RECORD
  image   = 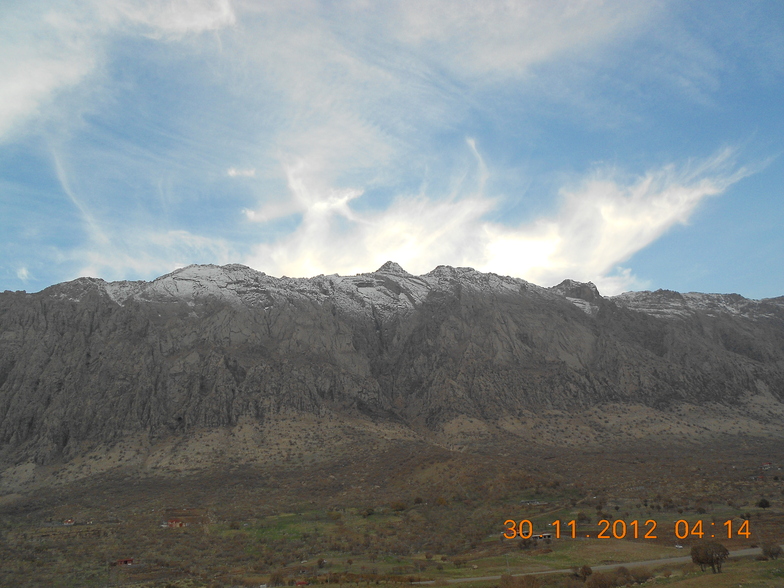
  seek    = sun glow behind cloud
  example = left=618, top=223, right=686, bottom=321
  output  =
left=244, top=147, right=749, bottom=294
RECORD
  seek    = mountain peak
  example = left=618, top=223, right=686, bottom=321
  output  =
left=550, top=279, right=602, bottom=303
left=375, top=261, right=409, bottom=276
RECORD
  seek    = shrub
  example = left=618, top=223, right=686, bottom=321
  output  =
left=390, top=502, right=407, bottom=512
left=614, top=566, right=633, bottom=584
left=631, top=567, right=651, bottom=582
left=585, top=572, right=613, bottom=588
left=573, top=565, right=592, bottom=581
left=758, top=498, right=771, bottom=509
left=762, top=543, right=782, bottom=559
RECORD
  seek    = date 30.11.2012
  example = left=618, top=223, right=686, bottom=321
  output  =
left=503, top=518, right=751, bottom=540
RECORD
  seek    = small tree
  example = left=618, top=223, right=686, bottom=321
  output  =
left=573, top=564, right=592, bottom=581
left=691, top=541, right=729, bottom=573
left=758, top=498, right=771, bottom=509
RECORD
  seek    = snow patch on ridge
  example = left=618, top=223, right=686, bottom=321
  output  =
left=90, top=263, right=540, bottom=321
left=612, top=289, right=777, bottom=320
left=46, top=263, right=783, bottom=325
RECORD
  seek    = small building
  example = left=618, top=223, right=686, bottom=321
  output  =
left=167, top=519, right=188, bottom=528
left=537, top=533, right=553, bottom=540
left=63, top=519, right=75, bottom=526
left=114, top=558, right=134, bottom=566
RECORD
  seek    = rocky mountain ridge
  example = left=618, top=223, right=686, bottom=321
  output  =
left=1, top=262, right=783, bottom=474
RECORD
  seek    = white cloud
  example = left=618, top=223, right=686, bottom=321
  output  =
left=244, top=148, right=751, bottom=295
left=16, top=267, right=31, bottom=282
left=389, top=0, right=658, bottom=79
left=227, top=167, right=256, bottom=177
left=482, top=147, right=752, bottom=292
left=0, top=0, right=236, bottom=143
left=0, top=3, right=99, bottom=141
left=225, top=1, right=658, bottom=210
left=113, top=0, right=235, bottom=38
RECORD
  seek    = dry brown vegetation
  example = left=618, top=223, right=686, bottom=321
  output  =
left=1, top=434, right=783, bottom=587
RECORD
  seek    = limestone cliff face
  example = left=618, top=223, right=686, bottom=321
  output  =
left=1, top=263, right=783, bottom=464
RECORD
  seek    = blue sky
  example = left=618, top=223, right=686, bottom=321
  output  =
left=1, top=1, right=783, bottom=298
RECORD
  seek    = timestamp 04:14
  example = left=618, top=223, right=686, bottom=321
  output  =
left=503, top=519, right=751, bottom=540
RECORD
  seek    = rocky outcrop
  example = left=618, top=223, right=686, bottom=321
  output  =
left=1, top=263, right=783, bottom=465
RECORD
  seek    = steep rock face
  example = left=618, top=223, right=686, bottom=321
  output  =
left=1, top=263, right=783, bottom=464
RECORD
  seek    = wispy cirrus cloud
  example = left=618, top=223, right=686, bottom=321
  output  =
left=71, top=228, right=237, bottom=282
left=387, top=0, right=659, bottom=78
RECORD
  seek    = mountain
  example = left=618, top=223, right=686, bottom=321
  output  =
left=1, top=263, right=783, bottom=487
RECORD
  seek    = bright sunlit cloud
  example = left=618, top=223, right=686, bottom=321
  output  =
left=244, top=148, right=749, bottom=295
